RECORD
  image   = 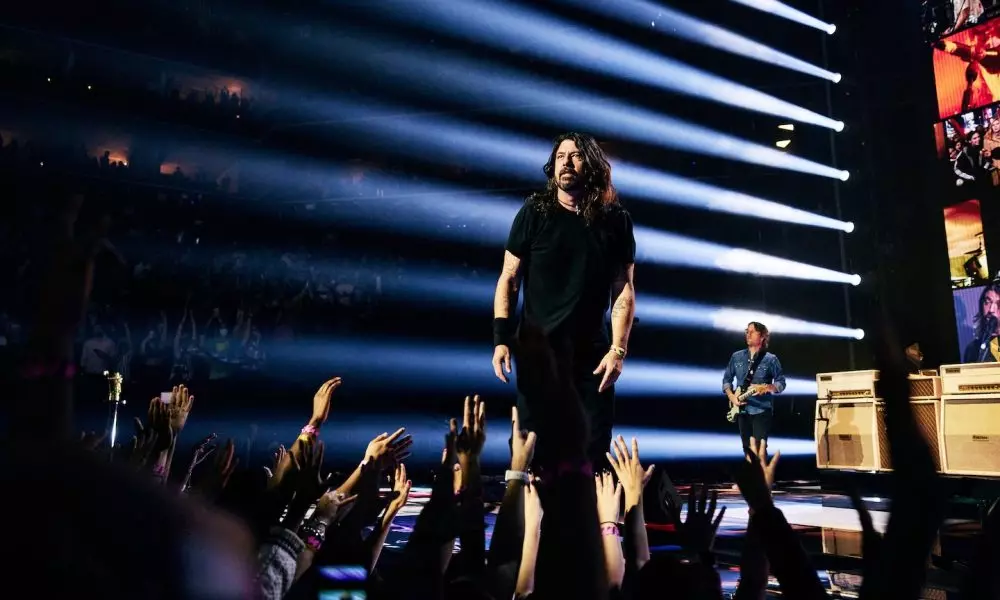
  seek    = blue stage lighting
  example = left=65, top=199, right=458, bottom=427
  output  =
left=266, top=337, right=817, bottom=397
left=617, top=164, right=852, bottom=230
left=635, top=297, right=866, bottom=340
left=728, top=0, right=837, bottom=34
left=634, top=226, right=861, bottom=284
left=313, top=36, right=847, bottom=180
left=286, top=97, right=850, bottom=231
left=376, top=0, right=843, bottom=130
left=563, top=0, right=841, bottom=82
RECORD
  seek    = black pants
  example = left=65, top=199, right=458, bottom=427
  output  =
left=737, top=410, right=773, bottom=456
left=512, top=321, right=614, bottom=470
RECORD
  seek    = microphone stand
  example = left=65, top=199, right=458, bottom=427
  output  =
left=103, top=370, right=125, bottom=454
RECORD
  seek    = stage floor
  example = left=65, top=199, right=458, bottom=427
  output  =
left=375, top=481, right=986, bottom=599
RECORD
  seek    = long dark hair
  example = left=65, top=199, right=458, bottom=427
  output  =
left=528, top=132, right=619, bottom=225
left=974, top=281, right=1000, bottom=339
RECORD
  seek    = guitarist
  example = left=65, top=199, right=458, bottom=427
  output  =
left=722, top=321, right=786, bottom=458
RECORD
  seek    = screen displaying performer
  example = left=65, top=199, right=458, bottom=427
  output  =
left=492, top=132, right=636, bottom=470
left=934, top=103, right=1000, bottom=187
left=722, top=322, right=787, bottom=459
left=923, top=0, right=1000, bottom=42
left=943, top=199, right=990, bottom=289
left=933, top=18, right=1000, bottom=119
left=956, top=280, right=1000, bottom=361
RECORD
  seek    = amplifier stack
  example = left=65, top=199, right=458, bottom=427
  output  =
left=814, top=365, right=999, bottom=478
left=938, top=363, right=1000, bottom=477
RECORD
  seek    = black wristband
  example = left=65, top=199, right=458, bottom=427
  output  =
left=493, top=317, right=516, bottom=347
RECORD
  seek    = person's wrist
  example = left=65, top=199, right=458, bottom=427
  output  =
left=511, top=457, right=530, bottom=473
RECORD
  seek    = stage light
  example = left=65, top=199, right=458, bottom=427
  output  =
left=839, top=170, right=850, bottom=181
left=728, top=0, right=837, bottom=34
left=844, top=222, right=855, bottom=233
left=565, top=0, right=841, bottom=82
left=616, top=164, right=853, bottom=231
left=853, top=329, right=865, bottom=340
left=778, top=124, right=795, bottom=131
left=633, top=296, right=869, bottom=339
left=635, top=226, right=862, bottom=284
left=832, top=72, right=843, bottom=83
left=850, top=274, right=862, bottom=286
left=287, top=42, right=848, bottom=180
left=286, top=97, right=851, bottom=229
left=834, top=121, right=846, bottom=133
left=776, top=140, right=792, bottom=149
left=267, top=336, right=817, bottom=398
left=376, top=0, right=843, bottom=130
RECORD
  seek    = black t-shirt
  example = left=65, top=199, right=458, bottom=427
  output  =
left=506, top=200, right=636, bottom=339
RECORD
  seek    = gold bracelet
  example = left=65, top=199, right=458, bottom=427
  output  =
left=610, top=345, right=627, bottom=359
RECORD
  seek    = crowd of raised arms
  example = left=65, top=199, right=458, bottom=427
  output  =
left=1, top=177, right=996, bottom=600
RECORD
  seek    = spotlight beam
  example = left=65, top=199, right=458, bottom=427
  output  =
left=374, top=0, right=843, bottom=129
left=269, top=336, right=817, bottom=397
left=728, top=0, right=837, bottom=34
left=562, top=0, right=841, bottom=81
left=283, top=95, right=851, bottom=231
left=634, top=296, right=865, bottom=339
left=308, top=37, right=848, bottom=180
left=635, top=226, right=861, bottom=284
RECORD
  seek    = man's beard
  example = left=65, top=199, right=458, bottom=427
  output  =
left=556, top=172, right=583, bottom=192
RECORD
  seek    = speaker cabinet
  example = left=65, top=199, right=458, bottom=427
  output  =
left=940, top=394, right=1000, bottom=477
left=875, top=400, right=943, bottom=472
left=815, top=400, right=879, bottom=471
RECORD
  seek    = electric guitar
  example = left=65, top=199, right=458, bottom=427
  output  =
left=726, top=384, right=767, bottom=423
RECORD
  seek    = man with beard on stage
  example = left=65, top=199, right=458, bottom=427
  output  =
left=491, top=132, right=636, bottom=471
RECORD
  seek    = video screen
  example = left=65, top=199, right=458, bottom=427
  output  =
left=933, top=18, right=1000, bottom=119
left=933, top=102, right=1000, bottom=188
left=944, top=199, right=990, bottom=289
left=923, top=0, right=1000, bottom=42
left=953, top=282, right=1000, bottom=362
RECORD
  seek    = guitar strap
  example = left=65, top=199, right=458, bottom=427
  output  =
left=740, top=350, right=766, bottom=395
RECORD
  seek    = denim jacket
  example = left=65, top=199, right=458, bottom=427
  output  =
left=722, top=349, right=786, bottom=414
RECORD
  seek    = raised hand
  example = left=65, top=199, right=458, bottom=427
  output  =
left=671, top=484, right=726, bottom=554
left=311, top=377, right=342, bottom=427
left=511, top=406, right=537, bottom=472
left=313, top=489, right=359, bottom=526
left=265, top=444, right=289, bottom=483
left=192, top=438, right=238, bottom=501
left=385, top=463, right=413, bottom=519
left=364, top=428, right=413, bottom=471
left=147, top=397, right=174, bottom=450
left=290, top=438, right=330, bottom=504
left=595, top=471, right=623, bottom=524
left=735, top=436, right=779, bottom=516
left=167, top=385, right=194, bottom=434
left=455, top=395, right=487, bottom=460
left=125, top=417, right=159, bottom=468
left=606, top=435, right=655, bottom=508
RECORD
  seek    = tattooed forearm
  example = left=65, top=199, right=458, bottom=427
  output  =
left=610, top=264, right=635, bottom=349
left=495, top=251, right=523, bottom=319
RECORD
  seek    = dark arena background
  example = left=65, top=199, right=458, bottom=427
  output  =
left=1, top=0, right=998, bottom=598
